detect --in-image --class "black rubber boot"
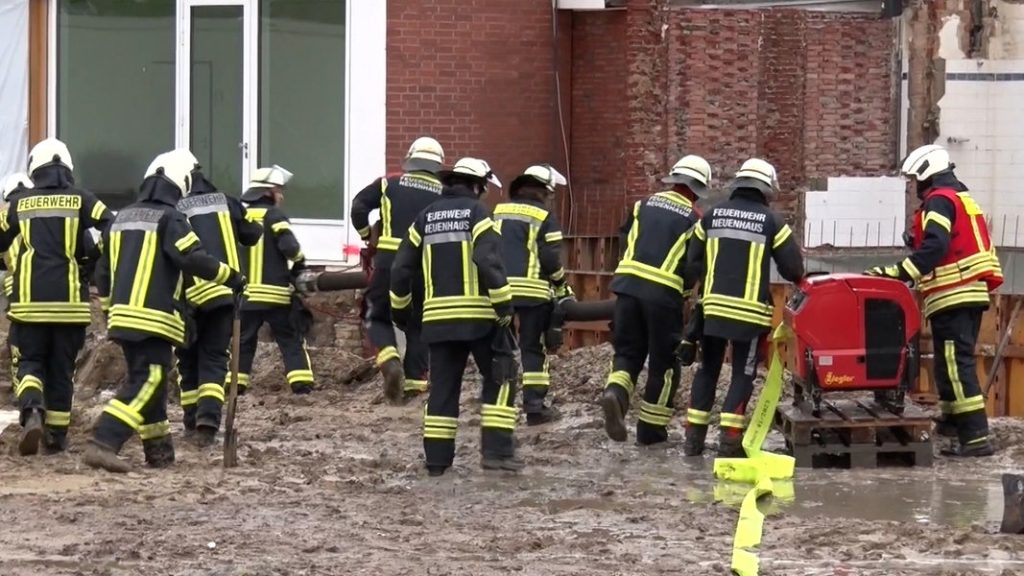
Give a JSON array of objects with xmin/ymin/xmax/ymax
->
[
  {"xmin": 380, "ymin": 358, "xmax": 405, "ymax": 405},
  {"xmin": 526, "ymin": 405, "xmax": 562, "ymax": 426},
  {"xmin": 717, "ymin": 431, "xmax": 746, "ymax": 458},
  {"xmin": 481, "ymin": 454, "xmax": 525, "ymax": 472},
  {"xmin": 291, "ymin": 383, "xmax": 314, "ymax": 395},
  {"xmin": 143, "ymin": 436, "xmax": 176, "ymax": 469},
  {"xmin": 18, "ymin": 409, "xmax": 43, "ymax": 456},
  {"xmin": 1000, "ymin": 474, "xmax": 1024, "ymax": 534},
  {"xmin": 82, "ymin": 441, "xmax": 131, "ymax": 473},
  {"xmin": 43, "ymin": 429, "xmax": 69, "ymax": 455},
  {"xmin": 940, "ymin": 438, "xmax": 994, "ymax": 457},
  {"xmin": 933, "ymin": 414, "xmax": 957, "ymax": 438},
  {"xmin": 600, "ymin": 388, "xmax": 628, "ymax": 442},
  {"xmin": 182, "ymin": 406, "xmax": 198, "ymax": 433},
  {"xmin": 194, "ymin": 416, "xmax": 218, "ymax": 448},
  {"xmin": 426, "ymin": 465, "xmax": 448, "ymax": 477},
  {"xmin": 683, "ymin": 425, "xmax": 707, "ymax": 457}
]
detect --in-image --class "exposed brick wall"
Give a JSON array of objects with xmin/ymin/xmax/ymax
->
[
  {"xmin": 385, "ymin": 0, "xmax": 569, "ymax": 209},
  {"xmin": 568, "ymin": 10, "xmax": 628, "ymax": 235}
]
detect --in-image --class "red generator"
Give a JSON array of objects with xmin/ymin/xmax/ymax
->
[{"xmin": 783, "ymin": 273, "xmax": 921, "ymax": 416}]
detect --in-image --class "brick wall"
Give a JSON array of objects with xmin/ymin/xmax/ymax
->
[{"xmin": 385, "ymin": 0, "xmax": 569, "ymax": 209}]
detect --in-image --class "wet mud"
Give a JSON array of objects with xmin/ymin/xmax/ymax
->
[{"xmin": 0, "ymin": 337, "xmax": 1022, "ymax": 575}]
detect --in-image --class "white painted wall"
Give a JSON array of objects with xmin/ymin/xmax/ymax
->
[
  {"xmin": 804, "ymin": 177, "xmax": 906, "ymax": 248},
  {"xmin": 0, "ymin": 0, "xmax": 28, "ymax": 179}
]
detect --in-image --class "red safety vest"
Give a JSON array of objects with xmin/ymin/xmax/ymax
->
[{"xmin": 911, "ymin": 187, "xmax": 1003, "ymax": 297}]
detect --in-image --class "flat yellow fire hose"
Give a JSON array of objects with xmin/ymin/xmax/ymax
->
[{"xmin": 713, "ymin": 324, "xmax": 795, "ymax": 576}]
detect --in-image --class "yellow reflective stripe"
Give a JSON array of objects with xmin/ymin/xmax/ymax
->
[
  {"xmin": 356, "ymin": 225, "xmax": 371, "ymax": 238},
  {"xmin": 390, "ymin": 290, "xmax": 412, "ymax": 309},
  {"xmin": 379, "ymin": 178, "xmax": 392, "ymax": 240},
  {"xmin": 128, "ymin": 365, "xmax": 164, "ymax": 413},
  {"xmin": 287, "ymin": 370, "xmax": 314, "ymax": 384},
  {"xmin": 772, "ymin": 224, "xmax": 792, "ymax": 249},
  {"xmin": 493, "ymin": 203, "xmax": 548, "ymax": 221},
  {"xmin": 952, "ymin": 395, "xmax": 986, "ymax": 415},
  {"xmin": 104, "ymin": 399, "xmax": 144, "ymax": 430},
  {"xmin": 15, "ymin": 374, "xmax": 43, "ymax": 397},
  {"xmin": 922, "ymin": 210, "xmax": 952, "ymax": 232},
  {"xmin": 522, "ymin": 372, "xmax": 551, "ymax": 387},
  {"xmin": 376, "ymin": 346, "xmax": 400, "ymax": 366},
  {"xmin": 376, "ymin": 237, "xmax": 401, "ymax": 251},
  {"xmin": 686, "ymin": 408, "xmax": 711, "ymax": 425},
  {"xmin": 175, "ymin": 231, "xmax": 200, "ymax": 252},
  {"xmin": 424, "ymin": 410, "xmax": 459, "ymax": 440},
  {"xmin": 45, "ymin": 410, "xmax": 71, "ymax": 427},
  {"xmin": 179, "ymin": 389, "xmax": 200, "ymax": 406},
  {"xmin": 186, "ymin": 281, "xmax": 231, "ymax": 305},
  {"xmin": 424, "ymin": 245, "xmax": 433, "ymax": 299},
  {"xmin": 694, "ymin": 220, "xmax": 706, "ymax": 241},
  {"xmin": 704, "ymin": 293, "xmax": 773, "ymax": 316},
  {"xmin": 923, "ymin": 282, "xmax": 991, "ymax": 317},
  {"xmin": 407, "ymin": 226, "xmax": 422, "ymax": 248},
  {"xmin": 606, "ymin": 370, "xmax": 634, "ymax": 395},
  {"xmin": 472, "ymin": 218, "xmax": 495, "ymax": 242},
  {"xmin": 130, "ymin": 232, "xmax": 157, "ymax": 307},
  {"xmin": 422, "ymin": 309, "xmax": 497, "ymax": 322},
  {"xmin": 497, "ymin": 382, "xmax": 511, "ymax": 406},
  {"xmin": 623, "ymin": 201, "xmax": 642, "ymax": 261},
  {"xmin": 19, "ymin": 218, "xmax": 31, "ymax": 302},
  {"xmin": 198, "ymin": 383, "xmax": 225, "ymax": 402},
  {"xmin": 423, "ymin": 295, "xmax": 493, "ymax": 309},
  {"xmin": 460, "ymin": 241, "xmax": 474, "ymax": 297},
  {"xmin": 510, "ymin": 277, "xmax": 551, "ymax": 300},
  {"xmin": 657, "ymin": 368, "xmax": 674, "ymax": 406},
  {"xmin": 638, "ymin": 400, "xmax": 673, "ymax": 427},
  {"xmin": 217, "ymin": 211, "xmax": 240, "ymax": 270},
  {"xmin": 213, "ymin": 263, "xmax": 231, "ymax": 284},
  {"xmin": 139, "ymin": 420, "xmax": 171, "ymax": 440},
  {"xmin": 527, "ymin": 225, "xmax": 540, "ymax": 280},
  {"xmin": 743, "ymin": 243, "xmax": 765, "ymax": 301},
  {"xmin": 65, "ymin": 216, "xmax": 80, "ymax": 303},
  {"xmin": 944, "ymin": 340, "xmax": 965, "ymax": 402},
  {"xmin": 705, "ymin": 237, "xmax": 719, "ymax": 294},
  {"xmin": 660, "ymin": 229, "xmax": 690, "ymax": 274},
  {"xmin": 249, "ymin": 227, "xmax": 264, "ymax": 285},
  {"xmin": 544, "ymin": 231, "xmax": 563, "ymax": 243},
  {"xmin": 900, "ymin": 258, "xmax": 922, "ymax": 281},
  {"xmin": 404, "ymin": 379, "xmax": 428, "ymax": 392},
  {"xmin": 91, "ymin": 200, "xmax": 108, "ymax": 221},
  {"xmin": 271, "ymin": 221, "xmax": 290, "ymax": 234},
  {"xmin": 720, "ymin": 413, "xmax": 747, "ymax": 429},
  {"xmin": 481, "ymin": 403, "xmax": 518, "ymax": 430},
  {"xmin": 550, "ymin": 268, "xmax": 565, "ymax": 282},
  {"xmin": 615, "ymin": 260, "xmax": 685, "ymax": 292},
  {"xmin": 489, "ymin": 284, "xmax": 512, "ymax": 304}
]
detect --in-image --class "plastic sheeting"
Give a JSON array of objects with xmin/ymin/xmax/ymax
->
[{"xmin": 0, "ymin": 0, "xmax": 28, "ymax": 179}]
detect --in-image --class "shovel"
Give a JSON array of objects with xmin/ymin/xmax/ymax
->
[{"xmin": 223, "ymin": 294, "xmax": 243, "ymax": 468}]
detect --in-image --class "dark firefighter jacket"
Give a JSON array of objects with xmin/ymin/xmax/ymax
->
[
  {"xmin": 0, "ymin": 166, "xmax": 113, "ymax": 325},
  {"xmin": 96, "ymin": 177, "xmax": 239, "ymax": 346},
  {"xmin": 493, "ymin": 197, "xmax": 566, "ymax": 306},
  {"xmin": 611, "ymin": 190, "xmax": 701, "ymax": 309},
  {"xmin": 240, "ymin": 194, "xmax": 305, "ymax": 309},
  {"xmin": 390, "ymin": 184, "xmax": 512, "ymax": 343},
  {"xmin": 684, "ymin": 188, "xmax": 804, "ymax": 341},
  {"xmin": 350, "ymin": 172, "xmax": 443, "ymax": 252},
  {"xmin": 178, "ymin": 186, "xmax": 263, "ymax": 311}
]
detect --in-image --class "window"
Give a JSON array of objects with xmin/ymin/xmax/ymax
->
[
  {"xmin": 57, "ymin": 0, "xmax": 175, "ymax": 209},
  {"xmin": 259, "ymin": 0, "xmax": 345, "ymax": 219}
]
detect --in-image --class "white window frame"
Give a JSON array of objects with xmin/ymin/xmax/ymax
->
[{"xmin": 46, "ymin": 0, "xmax": 386, "ymax": 264}]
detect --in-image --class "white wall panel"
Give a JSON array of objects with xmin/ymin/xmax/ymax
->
[{"xmin": 0, "ymin": 0, "xmax": 28, "ymax": 180}]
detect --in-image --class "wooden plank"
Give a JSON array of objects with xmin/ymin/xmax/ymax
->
[
  {"xmin": 1009, "ymin": 359, "xmax": 1024, "ymax": 418},
  {"xmin": 29, "ymin": 0, "xmax": 47, "ymax": 144}
]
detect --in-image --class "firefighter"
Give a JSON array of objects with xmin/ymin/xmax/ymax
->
[
  {"xmin": 0, "ymin": 139, "xmax": 113, "ymax": 456},
  {"xmin": 175, "ymin": 153, "xmax": 263, "ymax": 446},
  {"xmin": 1, "ymin": 173, "xmax": 32, "ymax": 394},
  {"xmin": 83, "ymin": 150, "xmax": 247, "ymax": 473},
  {"xmin": 683, "ymin": 158, "xmax": 804, "ymax": 457},
  {"xmin": 390, "ymin": 157, "xmax": 521, "ymax": 475},
  {"xmin": 494, "ymin": 164, "xmax": 571, "ymax": 425},
  {"xmin": 237, "ymin": 165, "xmax": 315, "ymax": 395},
  {"xmin": 600, "ymin": 155, "xmax": 710, "ymax": 445},
  {"xmin": 351, "ymin": 137, "xmax": 444, "ymax": 404},
  {"xmin": 865, "ymin": 144, "xmax": 1001, "ymax": 457}
]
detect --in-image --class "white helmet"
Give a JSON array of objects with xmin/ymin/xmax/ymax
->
[
  {"xmin": 2, "ymin": 172, "xmax": 33, "ymax": 201},
  {"xmin": 443, "ymin": 157, "xmax": 502, "ymax": 189},
  {"xmin": 731, "ymin": 158, "xmax": 779, "ymax": 198},
  {"xmin": 901, "ymin": 144, "xmax": 952, "ymax": 182},
  {"xmin": 521, "ymin": 164, "xmax": 567, "ymax": 192},
  {"xmin": 661, "ymin": 155, "xmax": 712, "ymax": 196},
  {"xmin": 28, "ymin": 138, "xmax": 74, "ymax": 174},
  {"xmin": 249, "ymin": 164, "xmax": 293, "ymax": 189},
  {"xmin": 403, "ymin": 137, "xmax": 445, "ymax": 173},
  {"xmin": 175, "ymin": 148, "xmax": 201, "ymax": 170},
  {"xmin": 145, "ymin": 150, "xmax": 195, "ymax": 196}
]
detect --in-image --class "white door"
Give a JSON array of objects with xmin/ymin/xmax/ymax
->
[{"xmin": 175, "ymin": 0, "xmax": 257, "ymax": 193}]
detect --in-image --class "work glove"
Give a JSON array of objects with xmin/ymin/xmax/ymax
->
[
  {"xmin": 553, "ymin": 282, "xmax": 575, "ymax": 303},
  {"xmin": 494, "ymin": 302, "xmax": 514, "ymax": 328},
  {"xmin": 675, "ymin": 339, "xmax": 698, "ymax": 367},
  {"xmin": 293, "ymin": 269, "xmax": 319, "ymax": 295},
  {"xmin": 863, "ymin": 265, "xmax": 901, "ymax": 279},
  {"xmin": 225, "ymin": 270, "xmax": 248, "ymax": 296},
  {"xmin": 902, "ymin": 230, "xmax": 914, "ymax": 248}
]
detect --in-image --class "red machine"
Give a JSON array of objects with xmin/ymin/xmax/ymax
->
[{"xmin": 783, "ymin": 273, "xmax": 921, "ymax": 416}]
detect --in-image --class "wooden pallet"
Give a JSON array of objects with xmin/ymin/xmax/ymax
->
[{"xmin": 775, "ymin": 398, "xmax": 934, "ymax": 469}]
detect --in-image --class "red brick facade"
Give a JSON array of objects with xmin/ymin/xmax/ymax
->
[{"xmin": 386, "ymin": 1, "xmax": 898, "ymax": 236}]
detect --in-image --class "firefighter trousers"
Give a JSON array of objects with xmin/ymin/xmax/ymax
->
[
  {"xmin": 931, "ymin": 307, "xmax": 989, "ymax": 446},
  {"xmin": 604, "ymin": 294, "xmax": 683, "ymax": 445},
  {"xmin": 238, "ymin": 305, "xmax": 314, "ymax": 393},
  {"xmin": 8, "ymin": 321, "xmax": 19, "ymax": 401},
  {"xmin": 424, "ymin": 332, "xmax": 516, "ymax": 469},
  {"xmin": 93, "ymin": 337, "xmax": 173, "ymax": 452},
  {"xmin": 687, "ymin": 335, "xmax": 761, "ymax": 441},
  {"xmin": 176, "ymin": 305, "xmax": 232, "ymax": 430},
  {"xmin": 364, "ymin": 252, "xmax": 429, "ymax": 393},
  {"xmin": 14, "ymin": 322, "xmax": 85, "ymax": 442},
  {"xmin": 516, "ymin": 302, "xmax": 552, "ymax": 414}
]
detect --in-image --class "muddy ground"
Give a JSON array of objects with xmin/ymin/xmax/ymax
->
[{"xmin": 1, "ymin": 305, "xmax": 1023, "ymax": 575}]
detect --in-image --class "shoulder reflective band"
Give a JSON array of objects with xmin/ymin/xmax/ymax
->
[{"xmin": 713, "ymin": 323, "xmax": 795, "ymax": 576}]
